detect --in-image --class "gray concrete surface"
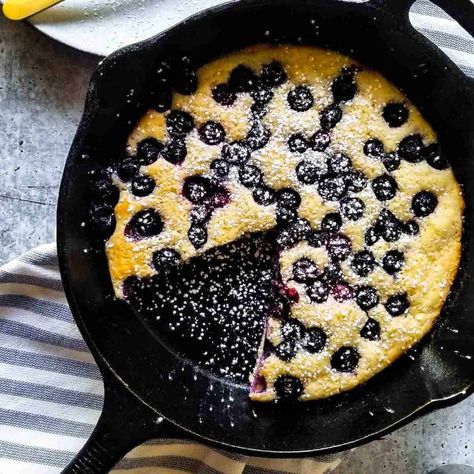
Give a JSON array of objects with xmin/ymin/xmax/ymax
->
[{"xmin": 0, "ymin": 14, "xmax": 472, "ymax": 474}]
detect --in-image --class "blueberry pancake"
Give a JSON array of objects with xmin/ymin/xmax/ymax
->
[{"xmin": 101, "ymin": 44, "xmax": 463, "ymax": 402}]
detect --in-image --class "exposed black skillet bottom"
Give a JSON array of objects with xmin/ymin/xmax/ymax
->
[{"xmin": 128, "ymin": 233, "xmax": 278, "ymax": 383}]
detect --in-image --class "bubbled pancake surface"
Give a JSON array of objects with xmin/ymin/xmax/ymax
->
[{"xmin": 105, "ymin": 44, "xmax": 463, "ymax": 402}]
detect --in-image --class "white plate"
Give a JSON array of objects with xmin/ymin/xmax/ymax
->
[
  {"xmin": 27, "ymin": 0, "xmax": 231, "ymax": 56},
  {"xmin": 16, "ymin": 0, "xmax": 474, "ymax": 73}
]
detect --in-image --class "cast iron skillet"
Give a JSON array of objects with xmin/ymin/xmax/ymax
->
[{"xmin": 58, "ymin": 0, "xmax": 474, "ymax": 471}]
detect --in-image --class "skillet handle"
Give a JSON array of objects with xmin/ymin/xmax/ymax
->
[{"xmin": 62, "ymin": 371, "xmax": 184, "ymax": 474}]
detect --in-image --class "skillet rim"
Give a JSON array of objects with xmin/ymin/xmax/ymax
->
[{"xmin": 57, "ymin": 0, "xmax": 474, "ymax": 457}]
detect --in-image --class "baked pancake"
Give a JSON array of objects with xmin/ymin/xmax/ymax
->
[{"xmin": 96, "ymin": 44, "xmax": 463, "ymax": 401}]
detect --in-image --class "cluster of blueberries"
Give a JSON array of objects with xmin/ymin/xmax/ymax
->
[
  {"xmin": 365, "ymin": 134, "xmax": 447, "ymax": 173},
  {"xmin": 86, "ymin": 58, "xmax": 448, "ymax": 401},
  {"xmin": 183, "ymin": 60, "xmax": 288, "ymax": 247},
  {"xmin": 113, "ymin": 62, "xmax": 364, "ymax": 249},
  {"xmin": 87, "ymin": 55, "xmax": 198, "ymax": 241}
]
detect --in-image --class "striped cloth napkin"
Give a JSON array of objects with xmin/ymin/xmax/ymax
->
[
  {"xmin": 1, "ymin": 2, "xmax": 473, "ymax": 472},
  {"xmin": 0, "ymin": 244, "xmax": 343, "ymax": 473}
]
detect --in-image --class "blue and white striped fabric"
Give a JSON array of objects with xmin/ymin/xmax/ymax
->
[
  {"xmin": 409, "ymin": 0, "xmax": 474, "ymax": 76},
  {"xmin": 0, "ymin": 243, "xmax": 343, "ymax": 473}
]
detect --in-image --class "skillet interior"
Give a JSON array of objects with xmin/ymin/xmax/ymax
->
[{"xmin": 58, "ymin": 0, "xmax": 474, "ymax": 456}]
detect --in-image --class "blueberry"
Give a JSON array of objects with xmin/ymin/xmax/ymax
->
[
  {"xmin": 307, "ymin": 229, "xmax": 328, "ymax": 248},
  {"xmin": 320, "ymin": 104, "xmax": 342, "ymax": 129},
  {"xmin": 117, "ymin": 158, "xmax": 140, "ymax": 182},
  {"xmin": 152, "ymin": 248, "xmax": 181, "ymax": 271},
  {"xmin": 301, "ymin": 327, "xmax": 327, "ymax": 353},
  {"xmin": 182, "ymin": 176, "xmax": 212, "ymax": 204},
  {"xmin": 190, "ymin": 205, "xmax": 212, "ymax": 225},
  {"xmin": 382, "ymin": 152, "xmax": 401, "ymax": 172},
  {"xmin": 276, "ymin": 228, "xmax": 298, "ymax": 249},
  {"xmin": 385, "ymin": 292, "xmax": 410, "ymax": 316},
  {"xmin": 250, "ymin": 85, "xmax": 273, "ymax": 105},
  {"xmin": 277, "ymin": 188, "xmax": 301, "ymax": 209},
  {"xmin": 198, "ymin": 121, "xmax": 226, "ymax": 145},
  {"xmin": 412, "ymin": 191, "xmax": 437, "ymax": 217},
  {"xmin": 287, "ymin": 85, "xmax": 314, "ymax": 112},
  {"xmin": 126, "ymin": 209, "xmax": 163, "ymax": 239},
  {"xmin": 306, "ymin": 277, "xmax": 329, "ymax": 303},
  {"xmin": 246, "ymin": 122, "xmax": 271, "ymax": 150},
  {"xmin": 332, "ymin": 69, "xmax": 357, "ymax": 102},
  {"xmin": 321, "ymin": 261, "xmax": 343, "ymax": 283},
  {"xmin": 166, "ymin": 110, "xmax": 194, "ymax": 137},
  {"xmin": 253, "ymin": 186, "xmax": 276, "ymax": 206},
  {"xmin": 229, "ymin": 65, "xmax": 258, "ymax": 92},
  {"xmin": 149, "ymin": 85, "xmax": 172, "ymax": 113},
  {"xmin": 188, "ymin": 224, "xmax": 207, "ymax": 249},
  {"xmin": 288, "ymin": 133, "xmax": 309, "ymax": 153},
  {"xmin": 382, "ymin": 250, "xmax": 404, "ymax": 275},
  {"xmin": 250, "ymin": 103, "xmax": 267, "ymax": 120},
  {"xmin": 364, "ymin": 138, "xmax": 384, "ymax": 158},
  {"xmin": 293, "ymin": 258, "xmax": 319, "ymax": 283},
  {"xmin": 276, "ymin": 218, "xmax": 311, "ymax": 249},
  {"xmin": 321, "ymin": 212, "xmax": 342, "ymax": 232},
  {"xmin": 372, "ymin": 174, "xmax": 398, "ymax": 201},
  {"xmin": 311, "ymin": 129, "xmax": 331, "ymax": 151},
  {"xmin": 274, "ymin": 341, "xmax": 298, "ymax": 362},
  {"xmin": 383, "ymin": 102, "xmax": 409, "ymax": 127},
  {"xmin": 89, "ymin": 204, "xmax": 116, "ymax": 239},
  {"xmin": 171, "ymin": 62, "xmax": 198, "ymax": 95},
  {"xmin": 296, "ymin": 160, "xmax": 326, "ymax": 185},
  {"xmin": 360, "ymin": 318, "xmax": 381, "ymax": 340},
  {"xmin": 210, "ymin": 159, "xmax": 230, "ymax": 178},
  {"xmin": 276, "ymin": 207, "xmax": 298, "ymax": 226},
  {"xmin": 260, "ymin": 61, "xmax": 287, "ymax": 87},
  {"xmin": 424, "ymin": 143, "xmax": 448, "ymax": 170},
  {"xmin": 212, "ymin": 83, "xmax": 236, "ymax": 106},
  {"xmin": 330, "ymin": 282, "xmax": 353, "ymax": 302},
  {"xmin": 207, "ymin": 187, "xmax": 230, "ymax": 209},
  {"xmin": 354, "ymin": 285, "xmax": 379, "ymax": 310},
  {"xmin": 340, "ymin": 197, "xmax": 365, "ymax": 220},
  {"xmin": 274, "ymin": 375, "xmax": 303, "ymax": 401},
  {"xmin": 90, "ymin": 179, "xmax": 119, "ymax": 206},
  {"xmin": 318, "ymin": 174, "xmax": 348, "ymax": 201},
  {"xmin": 161, "ymin": 139, "xmax": 187, "ymax": 164},
  {"xmin": 295, "ymin": 218, "xmax": 312, "ymax": 237},
  {"xmin": 131, "ymin": 175, "xmax": 156, "ymax": 197},
  {"xmin": 281, "ymin": 320, "xmax": 305, "ymax": 343},
  {"xmin": 238, "ymin": 164, "xmax": 263, "ymax": 188},
  {"xmin": 398, "ymin": 134, "xmax": 424, "ymax": 163},
  {"xmin": 376, "ymin": 209, "xmax": 402, "ymax": 242},
  {"xmin": 365, "ymin": 226, "xmax": 380, "ymax": 246},
  {"xmin": 404, "ymin": 220, "xmax": 420, "ymax": 235},
  {"xmin": 222, "ymin": 141, "xmax": 250, "ymax": 165},
  {"xmin": 137, "ymin": 137, "xmax": 164, "ymax": 165},
  {"xmin": 351, "ymin": 250, "xmax": 376, "ymax": 277},
  {"xmin": 331, "ymin": 346, "xmax": 360, "ymax": 372},
  {"xmin": 326, "ymin": 233, "xmax": 352, "ymax": 261},
  {"xmin": 344, "ymin": 170, "xmax": 368, "ymax": 193},
  {"xmin": 328, "ymin": 152, "xmax": 352, "ymax": 174}
]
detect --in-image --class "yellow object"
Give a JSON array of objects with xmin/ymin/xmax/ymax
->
[{"xmin": 2, "ymin": 0, "xmax": 62, "ymax": 20}]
